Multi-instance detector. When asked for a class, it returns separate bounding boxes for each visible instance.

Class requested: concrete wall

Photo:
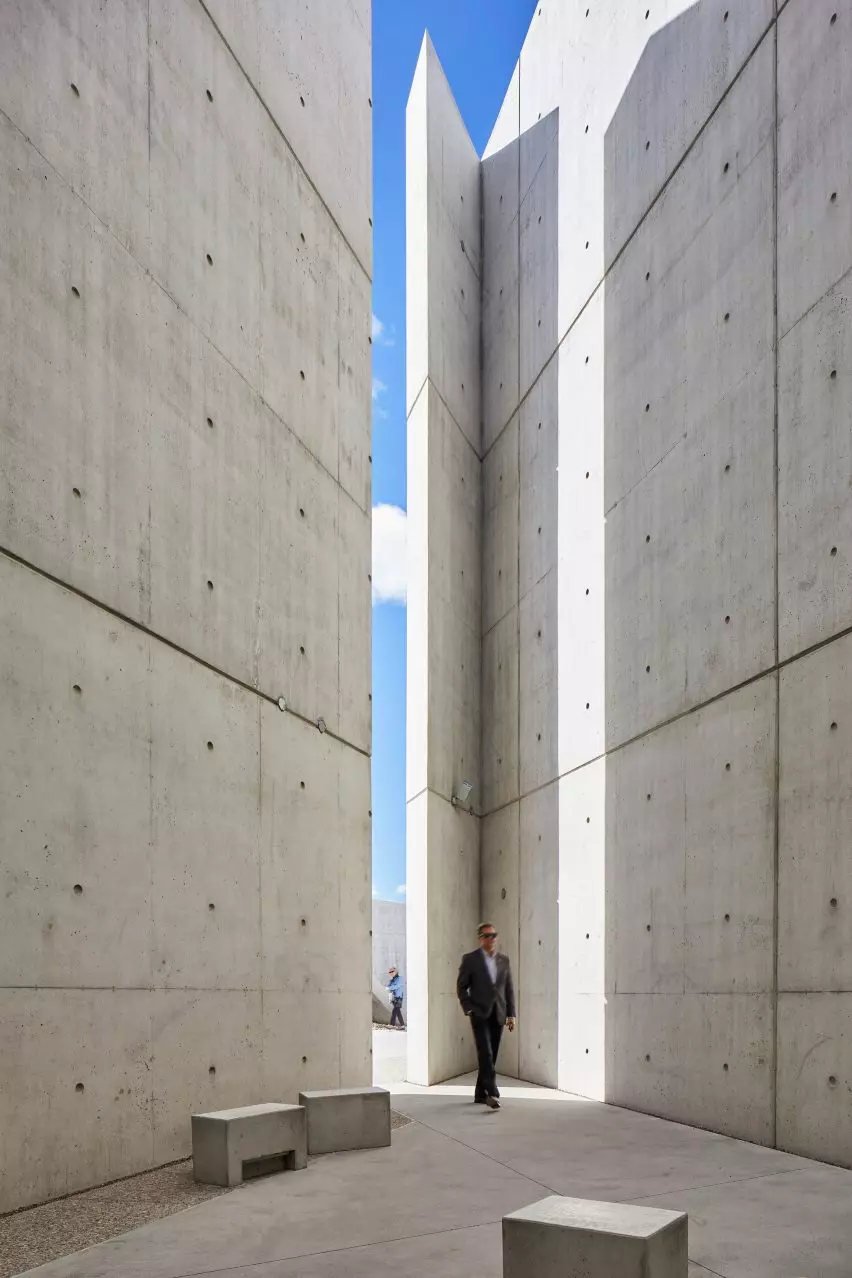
[0,0,372,1212]
[406,35,482,1086]
[408,0,852,1165]
[372,899,407,994]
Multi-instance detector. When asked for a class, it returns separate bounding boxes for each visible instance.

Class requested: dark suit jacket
[457,948,516,1025]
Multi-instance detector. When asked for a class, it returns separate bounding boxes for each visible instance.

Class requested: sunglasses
[481,932,498,940]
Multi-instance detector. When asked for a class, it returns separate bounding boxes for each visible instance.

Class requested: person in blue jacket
[386,967,405,1029]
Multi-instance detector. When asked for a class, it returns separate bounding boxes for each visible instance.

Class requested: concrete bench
[191,1103,307,1187]
[298,1086,391,1155]
[503,1195,687,1278]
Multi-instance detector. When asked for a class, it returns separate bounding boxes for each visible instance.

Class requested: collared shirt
[483,950,497,985]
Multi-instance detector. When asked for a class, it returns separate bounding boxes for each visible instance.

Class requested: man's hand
[506,1017,516,1032]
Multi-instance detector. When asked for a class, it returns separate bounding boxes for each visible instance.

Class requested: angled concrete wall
[406,35,482,1086]
[408,0,852,1166]
[0,0,372,1212]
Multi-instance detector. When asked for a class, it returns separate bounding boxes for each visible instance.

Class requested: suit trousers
[470,1009,503,1099]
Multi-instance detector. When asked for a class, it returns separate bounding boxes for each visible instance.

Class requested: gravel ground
[1,1123,411,1277]
[0,1161,230,1278]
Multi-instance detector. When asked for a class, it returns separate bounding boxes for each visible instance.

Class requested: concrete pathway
[371,1025,407,1086]
[20,1075,852,1277]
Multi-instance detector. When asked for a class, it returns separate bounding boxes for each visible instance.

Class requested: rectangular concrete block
[192,1103,306,1187]
[503,1195,687,1278]
[298,1087,391,1155]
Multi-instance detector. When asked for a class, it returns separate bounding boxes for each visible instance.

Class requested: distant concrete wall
[406,35,481,1086]
[408,0,852,1166]
[372,900,407,993]
[0,0,372,1212]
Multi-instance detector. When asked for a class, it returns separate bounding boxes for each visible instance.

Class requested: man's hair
[477,921,495,938]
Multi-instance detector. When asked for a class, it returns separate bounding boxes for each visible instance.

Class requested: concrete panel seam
[194,0,372,283]
[603,432,688,519]
[481,613,852,817]
[0,546,371,761]
[481,566,558,641]
[406,374,484,464]
[482,16,779,469]
[0,101,370,521]
[771,11,781,1152]
[778,257,852,347]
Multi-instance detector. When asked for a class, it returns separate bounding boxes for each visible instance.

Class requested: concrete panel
[427,596,480,806]
[519,572,559,796]
[261,993,351,1099]
[151,990,263,1165]
[778,0,852,335]
[520,361,558,601]
[147,290,262,690]
[605,354,775,747]
[405,47,429,417]
[338,492,372,752]
[427,391,481,640]
[559,761,606,1098]
[608,992,774,1145]
[339,991,374,1087]
[149,0,261,388]
[0,0,150,257]
[148,645,262,992]
[777,993,852,1168]
[519,783,559,1087]
[779,633,852,992]
[406,388,429,803]
[260,709,369,998]
[483,416,520,637]
[0,989,153,1214]
[519,127,558,401]
[257,401,340,734]
[0,115,151,623]
[405,791,429,1085]
[0,558,152,991]
[258,120,341,485]
[206,0,373,277]
[482,607,520,815]
[778,278,852,660]
[604,38,774,514]
[372,900,407,993]
[426,138,481,449]
[608,679,776,998]
[605,0,775,265]
[337,244,373,514]
[482,138,520,449]
[426,793,479,1083]
[481,802,521,1080]
[557,299,606,776]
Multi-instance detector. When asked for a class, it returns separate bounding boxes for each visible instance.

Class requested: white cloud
[372,376,387,401]
[372,314,395,346]
[372,504,407,605]
[395,884,407,897]
[372,883,379,898]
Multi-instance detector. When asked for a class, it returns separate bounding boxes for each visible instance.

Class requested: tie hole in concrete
[73,884,83,895]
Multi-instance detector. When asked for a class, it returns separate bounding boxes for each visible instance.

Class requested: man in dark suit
[456,922,516,1110]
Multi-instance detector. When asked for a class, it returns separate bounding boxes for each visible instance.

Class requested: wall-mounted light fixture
[451,780,474,810]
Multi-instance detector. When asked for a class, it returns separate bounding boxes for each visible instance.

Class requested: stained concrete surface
[16,1074,852,1278]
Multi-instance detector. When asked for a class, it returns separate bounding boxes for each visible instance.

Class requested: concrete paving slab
[20,1076,852,1278]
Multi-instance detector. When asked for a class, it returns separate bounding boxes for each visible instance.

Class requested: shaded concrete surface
[19,1076,852,1277]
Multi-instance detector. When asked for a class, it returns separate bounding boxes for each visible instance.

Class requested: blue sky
[370,0,537,903]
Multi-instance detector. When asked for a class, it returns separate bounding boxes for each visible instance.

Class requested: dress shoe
[485,1095,500,1110]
